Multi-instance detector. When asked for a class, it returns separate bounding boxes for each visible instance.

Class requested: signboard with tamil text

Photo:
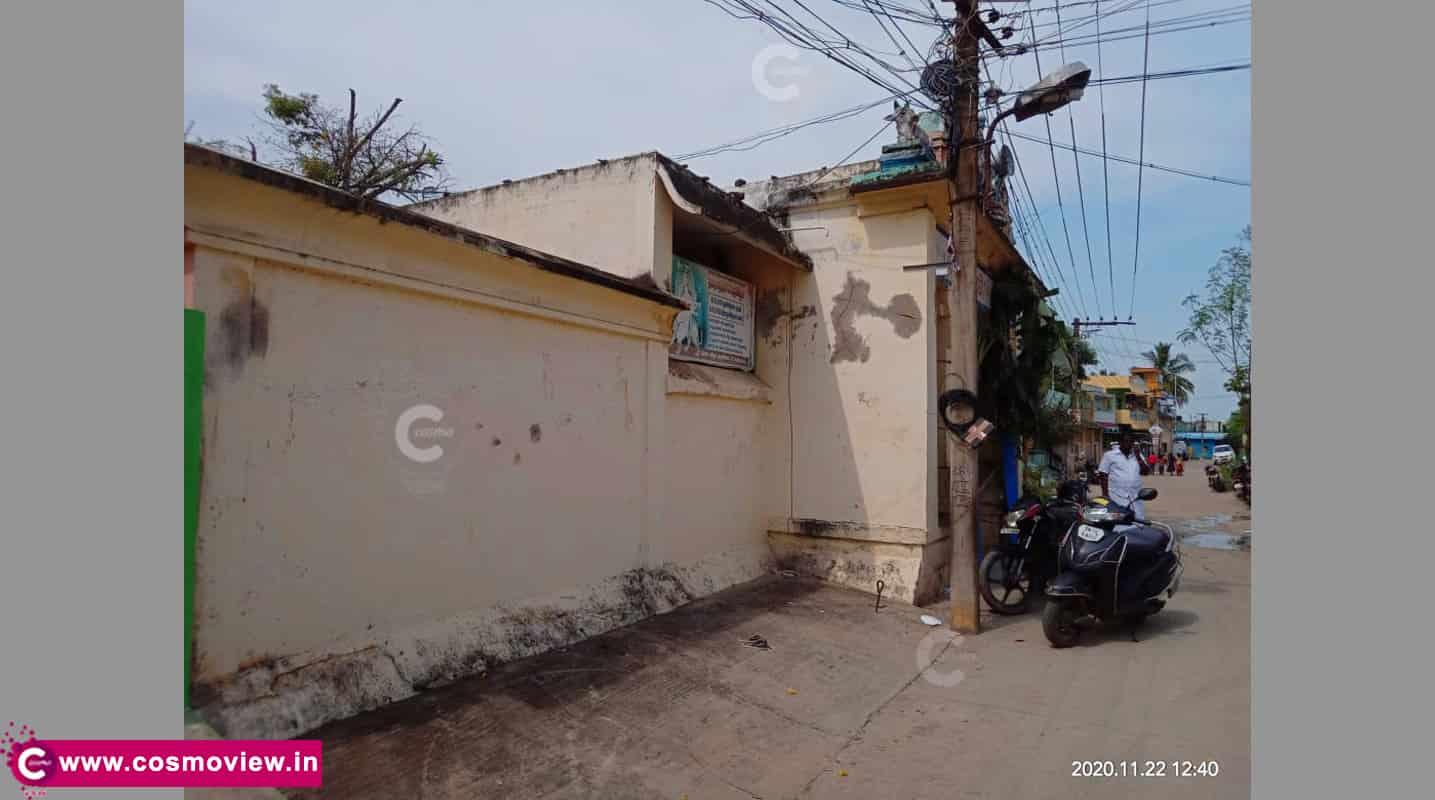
[669,256,756,371]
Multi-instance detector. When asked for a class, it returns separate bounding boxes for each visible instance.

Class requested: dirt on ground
[277,472,1251,799]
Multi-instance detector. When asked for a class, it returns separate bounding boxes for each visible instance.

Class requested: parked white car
[1212,444,1236,465]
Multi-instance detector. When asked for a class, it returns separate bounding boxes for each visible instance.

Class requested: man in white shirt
[1098,434,1147,521]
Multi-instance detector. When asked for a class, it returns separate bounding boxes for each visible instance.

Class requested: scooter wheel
[1042,600,1082,648]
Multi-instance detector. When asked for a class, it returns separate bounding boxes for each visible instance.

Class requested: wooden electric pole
[944,1,983,634]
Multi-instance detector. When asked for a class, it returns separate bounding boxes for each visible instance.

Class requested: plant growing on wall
[976,273,1075,451]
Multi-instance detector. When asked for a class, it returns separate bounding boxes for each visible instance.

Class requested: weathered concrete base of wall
[193,547,774,741]
[184,711,286,800]
[767,530,947,606]
[913,536,950,605]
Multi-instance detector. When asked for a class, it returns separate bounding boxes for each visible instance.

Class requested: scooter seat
[1046,503,1081,529]
[1122,526,1171,559]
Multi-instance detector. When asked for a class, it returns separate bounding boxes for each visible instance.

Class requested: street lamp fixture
[984,61,1092,146]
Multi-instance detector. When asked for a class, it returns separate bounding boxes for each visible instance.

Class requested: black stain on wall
[755,288,786,341]
[217,296,270,370]
[828,272,923,364]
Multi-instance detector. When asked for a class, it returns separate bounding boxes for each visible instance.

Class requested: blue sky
[184,0,1250,419]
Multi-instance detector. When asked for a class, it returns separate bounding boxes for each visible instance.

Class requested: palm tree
[1142,342,1196,407]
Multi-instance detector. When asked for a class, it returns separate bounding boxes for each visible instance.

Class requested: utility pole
[1069,317,1131,457]
[943,0,983,634]
[938,1,1089,633]
[1199,410,1207,458]
[1070,318,1082,468]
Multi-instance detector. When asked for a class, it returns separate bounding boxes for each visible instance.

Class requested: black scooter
[1041,488,1183,647]
[979,481,1087,615]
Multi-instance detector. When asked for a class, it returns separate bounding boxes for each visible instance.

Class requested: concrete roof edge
[653,154,814,270]
[406,152,662,211]
[183,144,685,310]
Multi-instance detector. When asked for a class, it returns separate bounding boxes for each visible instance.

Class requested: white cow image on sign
[671,260,705,350]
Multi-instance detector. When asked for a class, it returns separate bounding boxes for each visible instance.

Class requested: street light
[984,61,1092,147]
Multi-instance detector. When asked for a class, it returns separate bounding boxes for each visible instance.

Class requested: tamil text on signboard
[669,256,755,371]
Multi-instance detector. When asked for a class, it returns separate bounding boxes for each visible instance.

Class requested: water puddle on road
[1181,532,1251,551]
[1173,514,1252,550]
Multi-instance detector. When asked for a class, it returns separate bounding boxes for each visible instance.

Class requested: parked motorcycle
[1205,464,1226,492]
[1041,488,1183,648]
[1233,463,1250,502]
[979,481,1087,615]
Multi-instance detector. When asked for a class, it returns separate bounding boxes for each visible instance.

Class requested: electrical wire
[1028,10,1094,321]
[783,0,933,93]
[1128,3,1152,319]
[1024,1,1243,34]
[831,0,946,27]
[982,9,1249,58]
[1055,1,1103,319]
[702,0,935,106]
[979,55,1077,313]
[998,142,1071,316]
[1032,0,1147,47]
[1095,0,1117,322]
[802,119,893,185]
[672,90,916,161]
[1008,178,1076,319]
[1079,62,1250,87]
[671,86,1009,162]
[1002,114,1091,319]
[1002,129,1248,186]
[858,0,926,70]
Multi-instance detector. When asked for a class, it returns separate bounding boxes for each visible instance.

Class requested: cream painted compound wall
[787,203,937,530]
[412,154,666,284]
[760,191,949,604]
[185,163,775,740]
[658,394,775,581]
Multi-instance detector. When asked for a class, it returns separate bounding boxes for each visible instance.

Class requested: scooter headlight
[1081,505,1114,523]
[1004,510,1024,527]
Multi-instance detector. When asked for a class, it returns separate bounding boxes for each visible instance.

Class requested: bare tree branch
[340,88,358,188]
[249,85,447,202]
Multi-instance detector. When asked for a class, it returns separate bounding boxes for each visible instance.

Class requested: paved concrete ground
[288,476,1249,799]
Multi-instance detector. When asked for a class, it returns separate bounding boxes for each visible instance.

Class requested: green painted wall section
[184,309,205,709]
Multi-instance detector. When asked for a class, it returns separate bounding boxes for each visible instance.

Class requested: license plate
[1076,525,1105,542]
[1000,527,1020,537]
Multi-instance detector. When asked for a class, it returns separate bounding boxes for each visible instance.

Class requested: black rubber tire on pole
[938,389,979,436]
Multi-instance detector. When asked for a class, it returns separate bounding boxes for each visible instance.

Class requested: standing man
[1099,434,1148,521]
